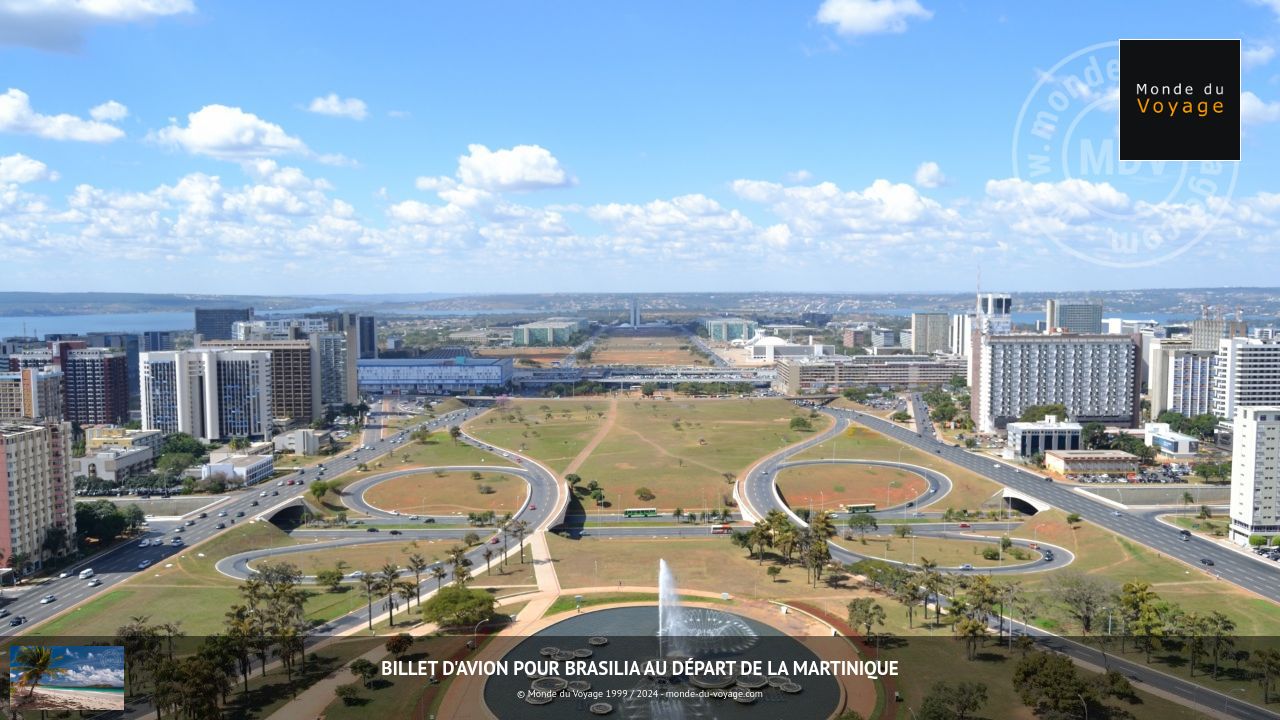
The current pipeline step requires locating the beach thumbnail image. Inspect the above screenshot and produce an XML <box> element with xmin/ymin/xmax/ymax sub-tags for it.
<box><xmin>8</xmin><ymin>645</ymin><xmax>125</xmax><ymax>712</ymax></box>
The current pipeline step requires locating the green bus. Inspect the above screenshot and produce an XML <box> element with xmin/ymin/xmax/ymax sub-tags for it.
<box><xmin>623</xmin><ymin>507</ymin><xmax>658</xmax><ymax>518</ymax></box>
<box><xmin>845</xmin><ymin>503</ymin><xmax>876</xmax><ymax>514</ymax></box>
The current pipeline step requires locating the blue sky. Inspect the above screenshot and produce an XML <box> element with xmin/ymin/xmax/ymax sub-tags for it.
<box><xmin>8</xmin><ymin>645</ymin><xmax>125</xmax><ymax>688</ymax></box>
<box><xmin>2</xmin><ymin>1</ymin><xmax>1279</xmax><ymax>294</ymax></box>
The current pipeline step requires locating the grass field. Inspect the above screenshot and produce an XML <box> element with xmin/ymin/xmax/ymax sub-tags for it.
<box><xmin>775</xmin><ymin>463</ymin><xmax>927</xmax><ymax>510</ymax></box>
<box><xmin>794</xmin><ymin>424</ymin><xmax>1005</xmax><ymax>512</ymax></box>
<box><xmin>363</xmin><ymin>470</ymin><xmax>526</xmax><ymax>515</ymax></box>
<box><xmin>832</xmin><ymin>534</ymin><xmax>1041</xmax><ymax>568</ymax></box>
<box><xmin>589</xmin><ymin>331</ymin><xmax>704</xmax><ymax>365</ymax></box>
<box><xmin>570</xmin><ymin>398</ymin><xmax>831</xmax><ymax>511</ymax></box>
<box><xmin>546</xmin><ymin>533</ymin><xmax>858</xmax><ymax>599</ymax></box>
<box><xmin>246</xmin><ymin>538</ymin><xmax>457</xmax><ymax>575</ymax></box>
<box><xmin>105</xmin><ymin>496</ymin><xmax>219</xmax><ymax>516</ymax></box>
<box><xmin>1163</xmin><ymin>513</ymin><xmax>1231</xmax><ymax>538</ymax></box>
<box><xmin>467</xmin><ymin>400</ymin><xmax>610</xmax><ymax>474</ymax></box>
<box><xmin>30</xmin><ymin>522</ymin><xmax>366</xmax><ymax>636</ymax></box>
<box><xmin>343</xmin><ymin>434</ymin><xmax>500</xmax><ymax>487</ymax></box>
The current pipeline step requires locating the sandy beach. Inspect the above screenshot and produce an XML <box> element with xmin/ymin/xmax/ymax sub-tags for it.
<box><xmin>11</xmin><ymin>686</ymin><xmax>125</xmax><ymax>711</ymax></box>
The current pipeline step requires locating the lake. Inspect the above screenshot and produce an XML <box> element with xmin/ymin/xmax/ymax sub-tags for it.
<box><xmin>0</xmin><ymin>312</ymin><xmax>194</xmax><ymax>338</ymax></box>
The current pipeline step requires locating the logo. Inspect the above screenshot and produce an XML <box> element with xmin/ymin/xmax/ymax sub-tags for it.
<box><xmin>1012</xmin><ymin>41</ymin><xmax>1238</xmax><ymax>268</ymax></box>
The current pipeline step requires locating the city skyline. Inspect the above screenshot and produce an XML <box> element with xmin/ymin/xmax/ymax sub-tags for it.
<box><xmin>3</xmin><ymin>1</ymin><xmax>1280</xmax><ymax>293</ymax></box>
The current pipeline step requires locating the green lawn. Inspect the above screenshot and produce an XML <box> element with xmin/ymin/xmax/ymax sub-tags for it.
<box><xmin>572</xmin><ymin>398</ymin><xmax>829</xmax><ymax>511</ymax></box>
<box><xmin>467</xmin><ymin>399</ymin><xmax>610</xmax><ymax>474</ymax></box>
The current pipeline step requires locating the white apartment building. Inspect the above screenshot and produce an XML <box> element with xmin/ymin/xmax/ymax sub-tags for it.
<box><xmin>1213</xmin><ymin>338</ymin><xmax>1280</xmax><ymax>424</ymax></box>
<box><xmin>140</xmin><ymin>349</ymin><xmax>274</xmax><ymax>442</ymax></box>
<box><xmin>0</xmin><ymin>422</ymin><xmax>75</xmax><ymax>573</ymax></box>
<box><xmin>972</xmin><ymin>334</ymin><xmax>1139</xmax><ymax>432</ymax></box>
<box><xmin>949</xmin><ymin>313</ymin><xmax>973</xmax><ymax>358</ymax></box>
<box><xmin>1229</xmin><ymin>407</ymin><xmax>1280</xmax><ymax>545</ymax></box>
<box><xmin>1147</xmin><ymin>338</ymin><xmax>1215</xmax><ymax>418</ymax></box>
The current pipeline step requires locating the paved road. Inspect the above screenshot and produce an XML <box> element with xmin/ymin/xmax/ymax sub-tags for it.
<box><xmin>3</xmin><ymin>404</ymin><xmax>484</xmax><ymax>637</ymax></box>
<box><xmin>688</xmin><ymin>334</ymin><xmax>730</xmax><ymax>367</ymax></box>
<box><xmin>829</xmin><ymin>405</ymin><xmax>1280</xmax><ymax>599</ymax></box>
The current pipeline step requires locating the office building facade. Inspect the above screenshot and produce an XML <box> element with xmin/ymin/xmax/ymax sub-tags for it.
<box><xmin>1191</xmin><ymin>318</ymin><xmax>1248</xmax><ymax>351</ymax></box>
<box><xmin>1229</xmin><ymin>406</ymin><xmax>1280</xmax><ymax>545</ymax></box>
<box><xmin>141</xmin><ymin>349</ymin><xmax>274</xmax><ymax>442</ymax></box>
<box><xmin>972</xmin><ymin>334</ymin><xmax>1140</xmax><ymax>432</ymax></box>
<box><xmin>910</xmin><ymin>313</ymin><xmax>950</xmax><ymax>355</ymax></box>
<box><xmin>0</xmin><ymin>422</ymin><xmax>75</xmax><ymax>573</ymax></box>
<box><xmin>357</xmin><ymin>357</ymin><xmax>513</xmax><ymax>394</ymax></box>
<box><xmin>949</xmin><ymin>313</ymin><xmax>973</xmax><ymax>357</ymax></box>
<box><xmin>1045</xmin><ymin>300</ymin><xmax>1104</xmax><ymax>334</ymax></box>
<box><xmin>62</xmin><ymin>347</ymin><xmax>129</xmax><ymax>425</ymax></box>
<box><xmin>1147</xmin><ymin>339</ymin><xmax>1215</xmax><ymax>418</ymax></box>
<box><xmin>1005</xmin><ymin>416</ymin><xmax>1083</xmax><ymax>457</ymax></box>
<box><xmin>195</xmin><ymin>307</ymin><xmax>254</xmax><ymax>341</ymax></box>
<box><xmin>201</xmin><ymin>339</ymin><xmax>319</xmax><ymax>425</ymax></box>
<box><xmin>358</xmin><ymin>315</ymin><xmax>377</xmax><ymax>359</ymax></box>
<box><xmin>513</xmin><ymin>318</ymin><xmax>590</xmax><ymax>346</ymax></box>
<box><xmin>772</xmin><ymin>355</ymin><xmax>966</xmax><ymax>395</ymax></box>
<box><xmin>142</xmin><ymin>331</ymin><xmax>175</xmax><ymax>352</ymax></box>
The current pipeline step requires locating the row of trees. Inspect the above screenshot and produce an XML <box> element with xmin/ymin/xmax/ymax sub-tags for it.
<box><xmin>730</xmin><ymin>508</ymin><xmax>836</xmax><ymax>587</ymax></box>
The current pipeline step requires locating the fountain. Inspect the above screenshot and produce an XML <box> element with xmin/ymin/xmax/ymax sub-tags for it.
<box><xmin>483</xmin><ymin>558</ymin><xmax>840</xmax><ymax>719</ymax></box>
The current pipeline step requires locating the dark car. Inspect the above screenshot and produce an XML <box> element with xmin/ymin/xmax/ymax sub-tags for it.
<box><xmin>389</xmin><ymin>530</ymin><xmax>402</xmax><ymax>535</ymax></box>
<box><xmin>8</xmin><ymin>616</ymin><xmax>25</xmax><ymax>626</ymax></box>
<box><xmin>198</xmin><ymin>512</ymin><xmax>208</xmax><ymax>519</ymax></box>
<box><xmin>366</xmin><ymin>527</ymin><xmax>379</xmax><ymax>532</ymax></box>
<box><xmin>215</xmin><ymin>522</ymin><xmax>226</xmax><ymax>529</ymax></box>
<box><xmin>1200</xmin><ymin>558</ymin><xmax>1215</xmax><ymax>566</ymax></box>
<box><xmin>235</xmin><ymin>510</ymin><xmax>245</xmax><ymax>517</ymax></box>
<box><xmin>249</xmin><ymin>500</ymin><xmax>258</xmax><ymax>506</ymax></box>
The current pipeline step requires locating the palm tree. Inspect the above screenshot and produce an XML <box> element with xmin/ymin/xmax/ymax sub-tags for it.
<box><xmin>380</xmin><ymin>563</ymin><xmax>402</xmax><ymax>626</ymax></box>
<box><xmin>407</xmin><ymin>554</ymin><xmax>429</xmax><ymax>607</ymax></box>
<box><xmin>508</xmin><ymin>520</ymin><xmax>529</xmax><ymax>564</ymax></box>
<box><xmin>809</xmin><ymin>510</ymin><xmax>837</xmax><ymax>540</ymax></box>
<box><xmin>12</xmin><ymin>645</ymin><xmax>67</xmax><ymax>701</ymax></box>
<box><xmin>359</xmin><ymin>573</ymin><xmax>379</xmax><ymax>632</ymax></box>
<box><xmin>430</xmin><ymin>564</ymin><xmax>447</xmax><ymax>591</ymax></box>
<box><xmin>482</xmin><ymin>547</ymin><xmax>495</xmax><ymax>575</ymax></box>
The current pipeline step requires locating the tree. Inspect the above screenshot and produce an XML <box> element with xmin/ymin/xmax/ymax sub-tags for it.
<box><xmin>316</xmin><ymin>568</ymin><xmax>345</xmax><ymax>593</ymax></box>
<box><xmin>11</xmin><ymin>645</ymin><xmax>67</xmax><ymax>700</ymax></box>
<box><xmin>507</xmin><ymin>520</ymin><xmax>529</xmax><ymax>564</ymax></box>
<box><xmin>846</xmin><ymin>598</ymin><xmax>886</xmax><ymax>645</ymax></box>
<box><xmin>309</xmin><ymin>480</ymin><xmax>333</xmax><ymax>502</ymax></box>
<box><xmin>421</xmin><ymin>585</ymin><xmax>497</xmax><ymax>628</ymax></box>
<box><xmin>1081</xmin><ymin>422</ymin><xmax>1108</xmax><ymax>450</ymax></box>
<box><xmin>1119</xmin><ymin>581</ymin><xmax>1162</xmax><ymax>659</ymax></box>
<box><xmin>847</xmin><ymin>513</ymin><xmax>877</xmax><ymax>543</ymax></box>
<box><xmin>1206</xmin><ymin>611</ymin><xmax>1237</xmax><ymax>678</ymax></box>
<box><xmin>349</xmin><ymin>658</ymin><xmax>378</xmax><ymax>688</ymax></box>
<box><xmin>565</xmin><ymin>473</ymin><xmax>582</xmax><ymax>488</ymax></box>
<box><xmin>635</xmin><ymin>487</ymin><xmax>656</xmax><ymax>502</ymax></box>
<box><xmin>161</xmin><ymin>432</ymin><xmax>206</xmax><ymax>457</ymax></box>
<box><xmin>918</xmin><ymin>681</ymin><xmax>988</xmax><ymax>720</ymax></box>
<box><xmin>890</xmin><ymin>410</ymin><xmax>911</xmax><ymax>423</ymax></box>
<box><xmin>448</xmin><ymin>425</ymin><xmax>462</xmax><ymax>444</ymax></box>
<box><xmin>810</xmin><ymin>510</ymin><xmax>837</xmax><ymax>540</ymax></box>
<box><xmin>1012</xmin><ymin>651</ymin><xmax>1096</xmax><ymax>717</ymax></box>
<box><xmin>335</xmin><ymin>683</ymin><xmax>361</xmax><ymax>705</ymax></box>
<box><xmin>359</xmin><ymin>573</ymin><xmax>379</xmax><ymax>632</ymax></box>
<box><xmin>1019</xmin><ymin>403</ymin><xmax>1069</xmax><ymax>422</ymax></box>
<box><xmin>766</xmin><ymin>566</ymin><xmax>782</xmax><ymax>582</ymax></box>
<box><xmin>385</xmin><ymin>632</ymin><xmax>414</xmax><ymax>659</ymax></box>
<box><xmin>407</xmin><ymin>554</ymin><xmax>429</xmax><ymax>606</ymax></box>
<box><xmin>1065</xmin><ymin>512</ymin><xmax>1081</xmax><ymax>526</ymax></box>
<box><xmin>430</xmin><ymin>564</ymin><xmax>448</xmax><ymax>591</ymax></box>
<box><xmin>789</xmin><ymin>416</ymin><xmax>813</xmax><ymax>431</ymax></box>
<box><xmin>1249</xmin><ymin>647</ymin><xmax>1280</xmax><ymax>704</ymax></box>
<box><xmin>1053</xmin><ymin>573</ymin><xmax>1112</xmax><ymax>636</ymax></box>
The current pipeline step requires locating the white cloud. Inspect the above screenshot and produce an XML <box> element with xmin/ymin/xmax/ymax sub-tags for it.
<box><xmin>306</xmin><ymin>94</ymin><xmax>368</xmax><ymax>120</ymax></box>
<box><xmin>0</xmin><ymin>88</ymin><xmax>125</xmax><ymax>142</ymax></box>
<box><xmin>1242</xmin><ymin>90</ymin><xmax>1280</xmax><ymax>126</ymax></box>
<box><xmin>90</xmin><ymin>100</ymin><xmax>129</xmax><ymax>122</ymax></box>
<box><xmin>0</xmin><ymin>154</ymin><xmax>59</xmax><ymax>184</ymax></box>
<box><xmin>456</xmin><ymin>144</ymin><xmax>574</xmax><ymax>192</ymax></box>
<box><xmin>1243</xmin><ymin>43</ymin><xmax>1275</xmax><ymax>70</ymax></box>
<box><xmin>0</xmin><ymin>0</ymin><xmax>194</xmax><ymax>51</ymax></box>
<box><xmin>914</xmin><ymin>161</ymin><xmax>946</xmax><ymax>188</ymax></box>
<box><xmin>387</xmin><ymin>200</ymin><xmax>469</xmax><ymax>226</ymax></box>
<box><xmin>784</xmin><ymin>169</ymin><xmax>813</xmax><ymax>183</ymax></box>
<box><xmin>816</xmin><ymin>0</ymin><xmax>932</xmax><ymax>36</ymax></box>
<box><xmin>1252</xmin><ymin>0</ymin><xmax>1280</xmax><ymax>19</ymax></box>
<box><xmin>152</xmin><ymin>105</ymin><xmax>307</xmax><ymax>159</ymax></box>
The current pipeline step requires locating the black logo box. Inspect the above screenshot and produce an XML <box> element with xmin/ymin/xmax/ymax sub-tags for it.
<box><xmin>1119</xmin><ymin>38</ymin><xmax>1240</xmax><ymax>161</ymax></box>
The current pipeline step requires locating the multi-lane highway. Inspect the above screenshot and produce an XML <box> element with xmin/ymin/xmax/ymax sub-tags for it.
<box><xmin>3</xmin><ymin>403</ymin><xmax>487</xmax><ymax>636</ymax></box>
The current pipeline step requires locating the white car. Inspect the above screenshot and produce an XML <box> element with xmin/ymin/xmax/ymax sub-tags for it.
<box><xmin>39</xmin><ymin>595</ymin><xmax>56</xmax><ymax>604</ymax></box>
<box><xmin>138</xmin><ymin>539</ymin><xmax>150</xmax><ymax>548</ymax></box>
<box><xmin>137</xmin><ymin>560</ymin><xmax>152</xmax><ymax>570</ymax></box>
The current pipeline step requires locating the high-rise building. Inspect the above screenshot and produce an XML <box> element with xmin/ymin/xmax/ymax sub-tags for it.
<box><xmin>232</xmin><ymin>317</ymin><xmax>331</xmax><ymax>341</ymax></box>
<box><xmin>312</xmin><ymin>331</ymin><xmax>349</xmax><ymax>407</ymax></box>
<box><xmin>1229</xmin><ymin>406</ymin><xmax>1280</xmax><ymax>545</ymax></box>
<box><xmin>972</xmin><ymin>333</ymin><xmax>1140</xmax><ymax>431</ymax></box>
<box><xmin>358</xmin><ymin>315</ymin><xmax>377</xmax><ymax>359</ymax></box>
<box><xmin>0</xmin><ymin>368</ymin><xmax>63</xmax><ymax>421</ymax></box>
<box><xmin>305</xmin><ymin>312</ymin><xmax>360</xmax><ymax>404</ymax></box>
<box><xmin>910</xmin><ymin>313</ymin><xmax>950</xmax><ymax>355</ymax></box>
<box><xmin>85</xmin><ymin>332</ymin><xmax>141</xmax><ymax>409</ymax></box>
<box><xmin>1045</xmin><ymin>300</ymin><xmax>1104</xmax><ymax>334</ymax></box>
<box><xmin>630</xmin><ymin>298</ymin><xmax>640</xmax><ymax>327</ymax></box>
<box><xmin>1191</xmin><ymin>317</ymin><xmax>1248</xmax><ymax>351</ymax></box>
<box><xmin>195</xmin><ymin>307</ymin><xmax>254</xmax><ymax>341</ymax></box>
<box><xmin>1213</xmin><ymin>337</ymin><xmax>1280</xmax><ymax>423</ymax></box>
<box><xmin>142</xmin><ymin>331</ymin><xmax>175</xmax><ymax>352</ymax></box>
<box><xmin>62</xmin><ymin>347</ymin><xmax>129</xmax><ymax>425</ymax></box>
<box><xmin>1148</xmin><ymin>340</ymin><xmax>1216</xmax><ymax>419</ymax></box>
<box><xmin>0</xmin><ymin>421</ymin><xmax>75</xmax><ymax>573</ymax></box>
<box><xmin>140</xmin><ymin>349</ymin><xmax>273</xmax><ymax>442</ymax></box>
<box><xmin>200</xmin><ymin>339</ymin><xmax>319</xmax><ymax>426</ymax></box>
<box><xmin>870</xmin><ymin>329</ymin><xmax>898</xmax><ymax>348</ymax></box>
<box><xmin>949</xmin><ymin>313</ymin><xmax>974</xmax><ymax>357</ymax></box>
<box><xmin>969</xmin><ymin>292</ymin><xmax>1013</xmax><ymax>388</ymax></box>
